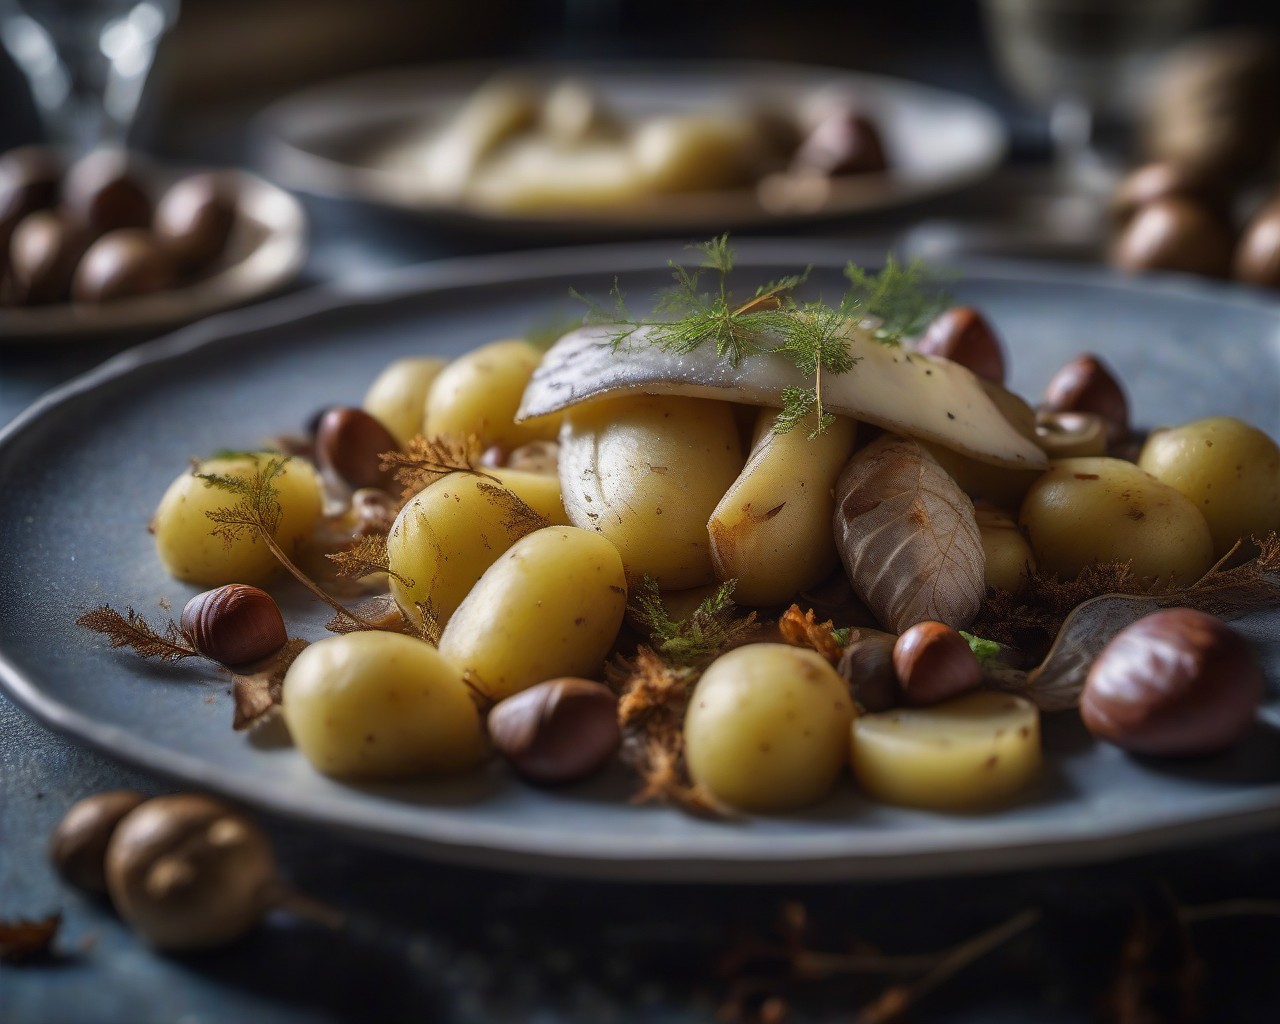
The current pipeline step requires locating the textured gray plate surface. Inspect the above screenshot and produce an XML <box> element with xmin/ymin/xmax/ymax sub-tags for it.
<box><xmin>1</xmin><ymin>241</ymin><xmax>1279</xmax><ymax>882</ymax></box>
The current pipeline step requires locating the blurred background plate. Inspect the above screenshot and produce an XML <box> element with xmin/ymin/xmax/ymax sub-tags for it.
<box><xmin>0</xmin><ymin>167</ymin><xmax>306</xmax><ymax>343</ymax></box>
<box><xmin>1</xmin><ymin>240</ymin><xmax>1278</xmax><ymax>882</ymax></box>
<box><xmin>256</xmin><ymin>61</ymin><xmax>1007</xmax><ymax>233</ymax></box>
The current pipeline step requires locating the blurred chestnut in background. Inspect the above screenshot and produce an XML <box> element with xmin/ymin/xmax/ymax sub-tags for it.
<box><xmin>154</xmin><ymin>173</ymin><xmax>237</xmax><ymax>272</ymax></box>
<box><xmin>1234</xmin><ymin>198</ymin><xmax>1280</xmax><ymax>289</ymax></box>
<box><xmin>916</xmin><ymin>306</ymin><xmax>1005</xmax><ymax>384</ymax></box>
<box><xmin>7</xmin><ymin>210</ymin><xmax>89</xmax><ymax>305</ymax></box>
<box><xmin>62</xmin><ymin>149</ymin><xmax>152</xmax><ymax>238</ymax></box>
<box><xmin>0</xmin><ymin>146</ymin><xmax>60</xmax><ymax>254</ymax></box>
<box><xmin>1109</xmin><ymin>161</ymin><xmax>1229</xmax><ymax>225</ymax></box>
<box><xmin>1109</xmin><ymin>197</ymin><xmax>1233</xmax><ymax>279</ymax></box>
<box><xmin>73</xmin><ymin>229</ymin><xmax>174</xmax><ymax>303</ymax></box>
<box><xmin>792</xmin><ymin>106</ymin><xmax>888</xmax><ymax>177</ymax></box>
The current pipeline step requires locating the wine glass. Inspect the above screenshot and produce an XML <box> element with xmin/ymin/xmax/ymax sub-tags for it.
<box><xmin>0</xmin><ymin>0</ymin><xmax>180</xmax><ymax>151</ymax></box>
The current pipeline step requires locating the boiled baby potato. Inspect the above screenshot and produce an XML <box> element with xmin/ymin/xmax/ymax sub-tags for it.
<box><xmin>709</xmin><ymin>409</ymin><xmax>857</xmax><ymax>605</ymax></box>
<box><xmin>387</xmin><ymin>472</ymin><xmax>538</xmax><ymax>629</ymax></box>
<box><xmin>437</xmin><ymin>526</ymin><xmax>627</xmax><ymax>701</ymax></box>
<box><xmin>467</xmin><ymin>139</ymin><xmax>648</xmax><ymax>212</ymax></box>
<box><xmin>851</xmin><ymin>691</ymin><xmax>1041</xmax><ymax>811</ymax></box>
<box><xmin>487</xmin><ymin>466</ymin><xmax>568</xmax><ymax>525</ymax></box>
<box><xmin>976</xmin><ymin>506</ymin><xmax>1034</xmax><ymax>594</ymax></box>
<box><xmin>1019</xmin><ymin>457</ymin><xmax>1214</xmax><ymax>586</ymax></box>
<box><xmin>424</xmin><ymin>339</ymin><xmax>559</xmax><ymax>449</ymax></box>
<box><xmin>1138</xmin><ymin>416</ymin><xmax>1280</xmax><ymax>556</ymax></box>
<box><xmin>421</xmin><ymin>79</ymin><xmax>539</xmax><ymax>198</ymax></box>
<box><xmin>560</xmin><ymin>395</ymin><xmax>743</xmax><ymax>588</ymax></box>
<box><xmin>152</xmin><ymin>453</ymin><xmax>322</xmax><ymax>586</ymax></box>
<box><xmin>631</xmin><ymin>113</ymin><xmax>762</xmax><ymax>192</ymax></box>
<box><xmin>684</xmin><ymin>644</ymin><xmax>854</xmax><ymax>812</ymax></box>
<box><xmin>282</xmin><ymin>632</ymin><xmax>486</xmax><ymax>780</ymax></box>
<box><xmin>362</xmin><ymin>356</ymin><xmax>445</xmax><ymax>447</ymax></box>
<box><xmin>924</xmin><ymin>441</ymin><xmax>1042</xmax><ymax>511</ymax></box>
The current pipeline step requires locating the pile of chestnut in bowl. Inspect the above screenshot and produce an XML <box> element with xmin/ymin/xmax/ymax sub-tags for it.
<box><xmin>0</xmin><ymin>145</ymin><xmax>238</xmax><ymax>308</ymax></box>
<box><xmin>1109</xmin><ymin>160</ymin><xmax>1280</xmax><ymax>289</ymax></box>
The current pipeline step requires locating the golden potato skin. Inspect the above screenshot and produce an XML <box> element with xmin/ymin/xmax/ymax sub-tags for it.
<box><xmin>282</xmin><ymin>632</ymin><xmax>486</xmax><ymax>780</ymax></box>
<box><xmin>683</xmin><ymin>644</ymin><xmax>854</xmax><ymax>812</ymax></box>
<box><xmin>851</xmin><ymin>691</ymin><xmax>1041</xmax><ymax>811</ymax></box>
<box><xmin>1019</xmin><ymin>457</ymin><xmax>1214</xmax><ymax>586</ymax></box>
<box><xmin>437</xmin><ymin>526</ymin><xmax>627</xmax><ymax>701</ymax></box>
<box><xmin>362</xmin><ymin>356</ymin><xmax>445</xmax><ymax>446</ymax></box>
<box><xmin>386</xmin><ymin>473</ymin><xmax>534</xmax><ymax>629</ymax></box>
<box><xmin>424</xmin><ymin>339</ymin><xmax>558</xmax><ymax>449</ymax></box>
<box><xmin>924</xmin><ymin>441</ymin><xmax>1042</xmax><ymax>512</ymax></box>
<box><xmin>559</xmin><ymin>395</ymin><xmax>743</xmax><ymax>589</ymax></box>
<box><xmin>153</xmin><ymin>454</ymin><xmax>322</xmax><ymax>586</ymax></box>
<box><xmin>1138</xmin><ymin>416</ymin><xmax>1280</xmax><ymax>556</ymax></box>
<box><xmin>487</xmin><ymin>466</ymin><xmax>569</xmax><ymax>525</ymax></box>
<box><xmin>976</xmin><ymin>507</ymin><xmax>1035</xmax><ymax>594</ymax></box>
<box><xmin>709</xmin><ymin>410</ymin><xmax>857</xmax><ymax>606</ymax></box>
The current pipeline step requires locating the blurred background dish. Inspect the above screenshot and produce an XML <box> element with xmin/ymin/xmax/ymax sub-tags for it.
<box><xmin>256</xmin><ymin>61</ymin><xmax>1007</xmax><ymax>233</ymax></box>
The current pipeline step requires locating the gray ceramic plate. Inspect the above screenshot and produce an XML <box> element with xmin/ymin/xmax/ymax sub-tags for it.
<box><xmin>1</xmin><ymin>241</ymin><xmax>1278</xmax><ymax>882</ymax></box>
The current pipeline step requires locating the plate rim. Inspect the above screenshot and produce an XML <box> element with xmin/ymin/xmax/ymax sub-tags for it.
<box><xmin>3</xmin><ymin>238</ymin><xmax>1280</xmax><ymax>882</ymax></box>
<box><xmin>253</xmin><ymin>58</ymin><xmax>1008</xmax><ymax>231</ymax></box>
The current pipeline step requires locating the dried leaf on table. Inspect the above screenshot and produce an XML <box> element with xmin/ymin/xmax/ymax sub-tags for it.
<box><xmin>324</xmin><ymin>594</ymin><xmax>406</xmax><ymax>636</ymax></box>
<box><xmin>0</xmin><ymin>913</ymin><xmax>60</xmax><ymax>962</ymax></box>
<box><xmin>230</xmin><ymin>637</ymin><xmax>309</xmax><ymax>730</ymax></box>
<box><xmin>833</xmin><ymin>435</ymin><xmax>985</xmax><ymax>633</ymax></box>
<box><xmin>75</xmin><ymin>606</ymin><xmax>199</xmax><ymax>663</ymax></box>
<box><xmin>380</xmin><ymin>434</ymin><xmax>484</xmax><ymax>501</ymax></box>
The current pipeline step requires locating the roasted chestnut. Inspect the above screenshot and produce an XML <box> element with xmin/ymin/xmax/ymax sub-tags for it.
<box><xmin>0</xmin><ymin>146</ymin><xmax>60</xmax><ymax>238</ymax></box>
<box><xmin>1233</xmin><ymin>198</ymin><xmax>1280</xmax><ymax>289</ymax></box>
<box><xmin>180</xmin><ymin>584</ymin><xmax>287</xmax><ymax>666</ymax></box>
<box><xmin>1109</xmin><ymin>197</ymin><xmax>1233</xmax><ymax>279</ymax></box>
<box><xmin>487</xmin><ymin>677</ymin><xmax>620</xmax><ymax>784</ymax></box>
<box><xmin>1042</xmin><ymin>354</ymin><xmax>1129</xmax><ymax>446</ymax></box>
<box><xmin>6</xmin><ymin>210</ymin><xmax>89</xmax><ymax>305</ymax></box>
<box><xmin>314</xmin><ymin>407</ymin><xmax>400</xmax><ymax>491</ymax></box>
<box><xmin>72</xmin><ymin>229</ymin><xmax>174</xmax><ymax>303</ymax></box>
<box><xmin>1081</xmin><ymin>608</ymin><xmax>1263</xmax><ymax>757</ymax></box>
<box><xmin>153</xmin><ymin>172</ymin><xmax>237</xmax><ymax>272</ymax></box>
<box><xmin>892</xmin><ymin>621</ymin><xmax>982</xmax><ymax>707</ymax></box>
<box><xmin>1110</xmin><ymin>161</ymin><xmax>1229</xmax><ymax>225</ymax></box>
<box><xmin>916</xmin><ymin>306</ymin><xmax>1005</xmax><ymax>384</ymax></box>
<box><xmin>62</xmin><ymin>148</ymin><xmax>151</xmax><ymax>238</ymax></box>
<box><xmin>49</xmin><ymin>789</ymin><xmax>146</xmax><ymax>893</ymax></box>
<box><xmin>791</xmin><ymin>107</ymin><xmax>888</xmax><ymax>177</ymax></box>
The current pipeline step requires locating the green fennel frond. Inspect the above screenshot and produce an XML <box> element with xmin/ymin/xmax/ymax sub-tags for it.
<box><xmin>629</xmin><ymin>577</ymin><xmax>756</xmax><ymax>667</ymax></box>
<box><xmin>844</xmin><ymin>254</ymin><xmax>948</xmax><ymax>344</ymax></box>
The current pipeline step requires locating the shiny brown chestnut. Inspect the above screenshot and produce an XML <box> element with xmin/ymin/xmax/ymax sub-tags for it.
<box><xmin>49</xmin><ymin>789</ymin><xmax>146</xmax><ymax>893</ymax></box>
<box><xmin>1109</xmin><ymin>161</ymin><xmax>1229</xmax><ymax>225</ymax></box>
<box><xmin>314</xmin><ymin>407</ymin><xmax>400</xmax><ymax>491</ymax></box>
<box><xmin>916</xmin><ymin>306</ymin><xmax>1006</xmax><ymax>384</ymax></box>
<box><xmin>1042</xmin><ymin>354</ymin><xmax>1130</xmax><ymax>446</ymax></box>
<box><xmin>837</xmin><ymin>627</ymin><xmax>901</xmax><ymax>712</ymax></box>
<box><xmin>1081</xmin><ymin>608</ymin><xmax>1263</xmax><ymax>757</ymax></box>
<box><xmin>1109</xmin><ymin>197</ymin><xmax>1233</xmax><ymax>279</ymax></box>
<box><xmin>892</xmin><ymin>621</ymin><xmax>982</xmax><ymax>707</ymax></box>
<box><xmin>1233</xmin><ymin>198</ymin><xmax>1280</xmax><ymax>289</ymax></box>
<box><xmin>72</xmin><ymin>228</ymin><xmax>174</xmax><ymax>303</ymax></box>
<box><xmin>180</xmin><ymin>584</ymin><xmax>287</xmax><ymax>666</ymax></box>
<box><xmin>487</xmin><ymin>678</ymin><xmax>621</xmax><ymax>784</ymax></box>
<box><xmin>0</xmin><ymin>146</ymin><xmax>60</xmax><ymax>234</ymax></box>
<box><xmin>791</xmin><ymin>107</ymin><xmax>888</xmax><ymax>177</ymax></box>
<box><xmin>6</xmin><ymin>210</ymin><xmax>89</xmax><ymax>305</ymax></box>
<box><xmin>62</xmin><ymin>148</ymin><xmax>152</xmax><ymax>237</ymax></box>
<box><xmin>153</xmin><ymin>172</ymin><xmax>237</xmax><ymax>272</ymax></box>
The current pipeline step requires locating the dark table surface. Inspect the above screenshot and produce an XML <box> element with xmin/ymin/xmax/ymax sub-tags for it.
<box><xmin>4</xmin><ymin>62</ymin><xmax>1280</xmax><ymax>1024</ymax></box>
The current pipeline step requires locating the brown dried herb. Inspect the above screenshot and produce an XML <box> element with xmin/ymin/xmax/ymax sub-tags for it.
<box><xmin>777</xmin><ymin>605</ymin><xmax>845</xmax><ymax>664</ymax></box>
<box><xmin>475</xmin><ymin>481</ymin><xmax>550</xmax><ymax>540</ymax></box>
<box><xmin>325</xmin><ymin>533</ymin><xmax>412</xmax><ymax>588</ymax></box>
<box><xmin>76</xmin><ymin>606</ymin><xmax>200</xmax><ymax>663</ymax></box>
<box><xmin>833</xmin><ymin>435</ymin><xmax>985</xmax><ymax>633</ymax></box>
<box><xmin>0</xmin><ymin>913</ymin><xmax>60</xmax><ymax>962</ymax></box>
<box><xmin>230</xmin><ymin>637</ymin><xmax>310</xmax><ymax>730</ymax></box>
<box><xmin>379</xmin><ymin>434</ymin><xmax>485</xmax><ymax>500</ymax></box>
<box><xmin>324</xmin><ymin>594</ymin><xmax>407</xmax><ymax>636</ymax></box>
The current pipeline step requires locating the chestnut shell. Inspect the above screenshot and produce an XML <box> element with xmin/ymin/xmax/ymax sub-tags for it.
<box><xmin>180</xmin><ymin>584</ymin><xmax>287</xmax><ymax>666</ymax></box>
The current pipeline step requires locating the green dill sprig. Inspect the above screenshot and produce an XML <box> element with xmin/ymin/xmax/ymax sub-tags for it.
<box><xmin>629</xmin><ymin>577</ymin><xmax>757</xmax><ymax>667</ymax></box>
<box><xmin>571</xmin><ymin>235</ymin><xmax>943</xmax><ymax>436</ymax></box>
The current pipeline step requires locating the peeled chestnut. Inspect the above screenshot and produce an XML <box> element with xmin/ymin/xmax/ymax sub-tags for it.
<box><xmin>1110</xmin><ymin>161</ymin><xmax>1228</xmax><ymax>225</ymax></box>
<box><xmin>153</xmin><ymin>172</ymin><xmax>237</xmax><ymax>272</ymax></box>
<box><xmin>1109</xmin><ymin>197</ymin><xmax>1233</xmax><ymax>279</ymax></box>
<box><xmin>314</xmin><ymin>407</ymin><xmax>400</xmax><ymax>491</ymax></box>
<box><xmin>72</xmin><ymin>229</ymin><xmax>174</xmax><ymax>303</ymax></box>
<box><xmin>487</xmin><ymin>678</ymin><xmax>621</xmax><ymax>784</ymax></box>
<box><xmin>6</xmin><ymin>210</ymin><xmax>88</xmax><ymax>305</ymax></box>
<box><xmin>1042</xmin><ymin>354</ymin><xmax>1129</xmax><ymax>446</ymax></box>
<box><xmin>49</xmin><ymin>790</ymin><xmax>146</xmax><ymax>893</ymax></box>
<box><xmin>180</xmin><ymin>584</ymin><xmax>287</xmax><ymax>666</ymax></box>
<box><xmin>1081</xmin><ymin>608</ymin><xmax>1263</xmax><ymax>757</ymax></box>
<box><xmin>792</xmin><ymin>107</ymin><xmax>888</xmax><ymax>176</ymax></box>
<box><xmin>62</xmin><ymin>148</ymin><xmax>151</xmax><ymax>237</ymax></box>
<box><xmin>1233</xmin><ymin>199</ymin><xmax>1280</xmax><ymax>289</ymax></box>
<box><xmin>892</xmin><ymin>621</ymin><xmax>982</xmax><ymax>707</ymax></box>
<box><xmin>916</xmin><ymin>306</ymin><xmax>1006</xmax><ymax>384</ymax></box>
